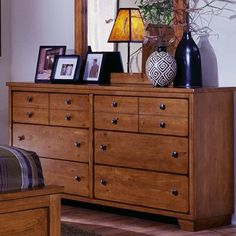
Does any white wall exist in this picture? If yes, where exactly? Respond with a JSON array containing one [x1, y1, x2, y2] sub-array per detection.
[[11, 0, 74, 83], [0, 0, 11, 144]]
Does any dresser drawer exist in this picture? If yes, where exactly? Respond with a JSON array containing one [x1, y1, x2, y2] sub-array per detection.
[[94, 96, 138, 114], [95, 131, 188, 174], [95, 165, 189, 213], [139, 98, 188, 117], [95, 112, 138, 132], [50, 110, 89, 128], [139, 115, 188, 136], [13, 92, 49, 108], [12, 124, 89, 162], [50, 94, 89, 111], [13, 107, 49, 125], [41, 158, 89, 197]]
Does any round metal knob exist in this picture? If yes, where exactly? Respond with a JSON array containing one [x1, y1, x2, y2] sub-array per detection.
[[26, 112, 33, 118], [160, 104, 166, 110], [171, 151, 178, 158], [171, 189, 179, 196], [75, 176, 81, 182], [74, 142, 81, 148], [65, 114, 72, 121], [65, 99, 72, 105], [111, 118, 118, 125], [27, 96, 33, 102], [160, 121, 166, 128], [100, 144, 107, 151], [112, 101, 118, 107], [100, 179, 107, 186], [17, 135, 25, 141]]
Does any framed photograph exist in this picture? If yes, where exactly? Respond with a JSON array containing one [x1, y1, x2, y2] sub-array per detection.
[[50, 55, 81, 83], [82, 53, 104, 83], [35, 46, 66, 83]]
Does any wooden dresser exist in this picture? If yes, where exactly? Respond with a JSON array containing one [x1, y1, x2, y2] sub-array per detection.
[[7, 82, 234, 231]]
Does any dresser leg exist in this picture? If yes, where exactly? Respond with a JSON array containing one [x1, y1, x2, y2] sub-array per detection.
[[178, 215, 231, 231]]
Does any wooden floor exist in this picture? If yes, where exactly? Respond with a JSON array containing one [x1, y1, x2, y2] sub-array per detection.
[[61, 202, 236, 236]]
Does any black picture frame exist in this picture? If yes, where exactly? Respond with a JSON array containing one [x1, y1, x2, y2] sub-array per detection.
[[82, 52, 123, 84], [50, 55, 81, 84], [34, 45, 66, 83]]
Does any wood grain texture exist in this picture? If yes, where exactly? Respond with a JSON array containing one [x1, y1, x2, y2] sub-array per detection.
[[13, 123, 89, 162], [94, 165, 189, 213], [95, 130, 188, 174], [41, 158, 89, 197]]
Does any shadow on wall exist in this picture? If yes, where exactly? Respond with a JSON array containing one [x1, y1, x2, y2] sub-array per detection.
[[198, 34, 219, 87]]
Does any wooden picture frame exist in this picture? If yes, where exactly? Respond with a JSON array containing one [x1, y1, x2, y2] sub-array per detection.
[[34, 46, 66, 83], [51, 55, 81, 84]]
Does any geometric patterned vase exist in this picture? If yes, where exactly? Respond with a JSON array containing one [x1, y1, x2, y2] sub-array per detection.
[[145, 48, 177, 87]]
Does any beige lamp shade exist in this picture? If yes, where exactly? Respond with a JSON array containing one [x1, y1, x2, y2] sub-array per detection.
[[108, 8, 144, 43]]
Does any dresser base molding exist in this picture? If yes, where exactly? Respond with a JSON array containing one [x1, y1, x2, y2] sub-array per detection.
[[178, 215, 232, 231]]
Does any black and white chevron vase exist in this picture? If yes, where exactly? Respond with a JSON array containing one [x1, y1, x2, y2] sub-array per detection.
[[146, 51, 177, 87]]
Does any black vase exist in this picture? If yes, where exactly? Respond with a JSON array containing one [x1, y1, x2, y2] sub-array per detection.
[[174, 31, 202, 88]]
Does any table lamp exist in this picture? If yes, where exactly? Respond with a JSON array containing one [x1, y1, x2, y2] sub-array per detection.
[[108, 8, 144, 73]]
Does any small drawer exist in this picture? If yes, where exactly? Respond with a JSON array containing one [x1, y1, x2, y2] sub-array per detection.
[[50, 110, 89, 128], [13, 123, 89, 162], [139, 98, 188, 117], [95, 112, 138, 132], [50, 94, 89, 111], [13, 92, 49, 108], [95, 165, 189, 213], [139, 115, 188, 136], [94, 96, 138, 114], [95, 131, 188, 174], [13, 107, 49, 125], [41, 158, 89, 197]]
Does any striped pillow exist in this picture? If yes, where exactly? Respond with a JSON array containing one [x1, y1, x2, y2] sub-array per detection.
[[0, 145, 44, 192]]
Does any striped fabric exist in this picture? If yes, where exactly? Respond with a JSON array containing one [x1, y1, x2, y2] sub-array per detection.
[[0, 145, 44, 192]]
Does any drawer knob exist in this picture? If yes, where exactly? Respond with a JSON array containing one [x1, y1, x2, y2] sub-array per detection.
[[74, 142, 81, 148], [160, 103, 166, 110], [171, 189, 179, 196], [65, 114, 72, 121], [100, 144, 107, 151], [171, 151, 178, 158], [17, 135, 25, 141], [160, 121, 166, 128], [75, 176, 81, 182], [26, 112, 33, 118], [65, 99, 72, 105], [111, 118, 118, 125], [100, 179, 107, 186], [112, 101, 118, 107], [27, 96, 33, 102]]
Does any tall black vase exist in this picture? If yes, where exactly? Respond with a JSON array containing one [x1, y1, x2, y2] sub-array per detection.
[[174, 31, 202, 88]]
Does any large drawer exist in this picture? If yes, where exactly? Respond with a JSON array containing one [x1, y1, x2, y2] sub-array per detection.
[[94, 96, 138, 114], [12, 124, 89, 162], [95, 131, 188, 174], [139, 115, 188, 136], [50, 110, 89, 128], [139, 98, 188, 117], [41, 158, 89, 197], [95, 112, 138, 132], [95, 165, 189, 213], [13, 107, 49, 125], [13, 92, 49, 108], [50, 94, 89, 111]]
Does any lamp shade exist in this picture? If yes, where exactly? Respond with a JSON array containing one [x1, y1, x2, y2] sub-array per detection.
[[108, 8, 144, 43]]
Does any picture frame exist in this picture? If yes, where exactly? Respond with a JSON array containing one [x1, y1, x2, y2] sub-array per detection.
[[50, 55, 81, 83], [34, 46, 66, 83], [82, 51, 123, 84], [82, 53, 104, 84]]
